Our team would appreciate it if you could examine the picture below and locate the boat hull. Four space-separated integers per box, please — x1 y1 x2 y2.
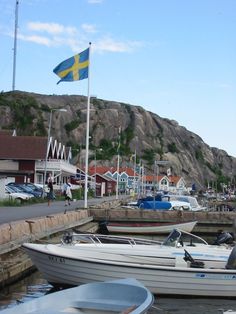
107 221 197 234
0 278 153 314
23 243 236 297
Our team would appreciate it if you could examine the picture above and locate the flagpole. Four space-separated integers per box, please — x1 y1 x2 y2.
133 150 136 194
84 42 91 209
141 164 144 195
116 153 120 199
116 127 121 200
138 160 142 197
12 0 19 91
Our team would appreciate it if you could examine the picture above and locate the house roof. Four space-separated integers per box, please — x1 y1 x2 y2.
143 175 166 181
119 167 137 176
89 166 137 176
144 175 182 184
0 133 72 161
86 166 185 186
89 166 112 175
169 176 183 184
0 135 47 160
93 173 117 182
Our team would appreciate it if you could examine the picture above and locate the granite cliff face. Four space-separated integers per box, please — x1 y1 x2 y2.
0 91 235 190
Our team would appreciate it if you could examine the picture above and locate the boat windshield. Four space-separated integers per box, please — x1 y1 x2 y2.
162 229 208 247
162 229 182 247
64 233 162 246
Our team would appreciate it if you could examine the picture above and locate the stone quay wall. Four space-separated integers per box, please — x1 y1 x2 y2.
0 210 91 254
88 208 236 234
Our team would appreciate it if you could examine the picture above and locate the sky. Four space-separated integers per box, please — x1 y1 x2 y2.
0 0 235 157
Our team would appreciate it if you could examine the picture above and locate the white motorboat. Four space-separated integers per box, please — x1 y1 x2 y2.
0 278 154 314
105 220 197 234
22 240 236 297
59 228 232 269
136 194 205 211
163 194 207 211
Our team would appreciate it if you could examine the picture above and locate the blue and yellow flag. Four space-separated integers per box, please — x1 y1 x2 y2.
53 48 89 84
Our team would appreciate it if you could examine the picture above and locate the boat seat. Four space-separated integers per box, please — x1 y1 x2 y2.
184 249 205 268
73 299 136 312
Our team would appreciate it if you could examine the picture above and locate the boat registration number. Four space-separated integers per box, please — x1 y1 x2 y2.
48 255 65 264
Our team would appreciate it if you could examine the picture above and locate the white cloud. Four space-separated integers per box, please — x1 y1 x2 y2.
27 22 77 36
15 21 143 53
81 23 97 33
18 33 52 46
94 36 143 53
54 36 88 52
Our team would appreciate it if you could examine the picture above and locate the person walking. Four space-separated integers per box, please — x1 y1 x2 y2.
63 179 72 206
46 172 55 206
47 179 54 206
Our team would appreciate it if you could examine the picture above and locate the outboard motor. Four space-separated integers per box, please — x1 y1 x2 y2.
226 245 236 269
62 231 73 244
213 230 234 245
98 221 109 235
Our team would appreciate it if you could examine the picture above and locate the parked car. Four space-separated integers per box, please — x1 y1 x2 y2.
6 184 35 198
5 185 34 202
18 184 43 198
22 183 43 197
7 183 41 198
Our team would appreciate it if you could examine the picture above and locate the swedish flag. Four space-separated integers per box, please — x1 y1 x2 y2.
53 48 89 84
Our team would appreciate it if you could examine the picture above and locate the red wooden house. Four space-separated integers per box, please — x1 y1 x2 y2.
0 131 76 187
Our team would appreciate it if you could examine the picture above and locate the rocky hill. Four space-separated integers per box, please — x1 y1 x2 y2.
0 90 235 190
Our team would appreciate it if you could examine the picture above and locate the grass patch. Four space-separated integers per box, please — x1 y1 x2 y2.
0 198 23 206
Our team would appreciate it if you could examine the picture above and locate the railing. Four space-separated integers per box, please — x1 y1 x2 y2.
36 159 77 173
61 232 162 246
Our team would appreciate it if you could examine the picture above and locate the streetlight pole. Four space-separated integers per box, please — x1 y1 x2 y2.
116 152 120 199
116 127 121 200
94 148 102 197
141 165 144 195
95 150 97 197
133 150 136 194
43 108 67 196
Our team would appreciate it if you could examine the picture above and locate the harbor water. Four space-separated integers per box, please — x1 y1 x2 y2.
1 270 236 313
